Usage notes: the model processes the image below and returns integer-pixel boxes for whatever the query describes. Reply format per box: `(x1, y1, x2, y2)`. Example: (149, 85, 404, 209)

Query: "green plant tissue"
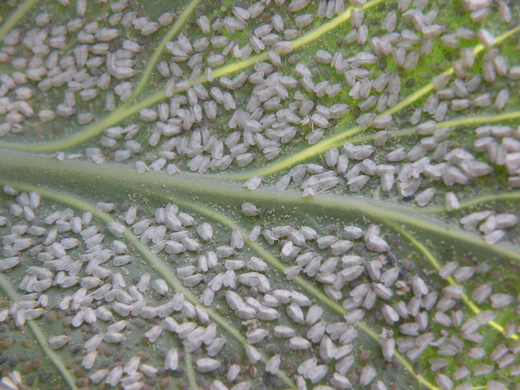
(0, 0, 519, 389)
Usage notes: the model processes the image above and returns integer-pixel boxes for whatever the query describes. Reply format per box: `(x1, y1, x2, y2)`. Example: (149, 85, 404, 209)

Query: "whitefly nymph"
(1, 0, 520, 389)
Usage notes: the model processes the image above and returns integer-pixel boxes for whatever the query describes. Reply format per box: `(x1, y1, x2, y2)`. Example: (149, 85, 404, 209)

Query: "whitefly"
(239, 202, 261, 218)
(48, 335, 70, 350)
(303, 363, 327, 383)
(241, 345, 261, 365)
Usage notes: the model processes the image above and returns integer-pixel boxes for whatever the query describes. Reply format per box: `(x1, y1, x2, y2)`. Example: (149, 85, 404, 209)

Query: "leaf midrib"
(1, 150, 519, 264)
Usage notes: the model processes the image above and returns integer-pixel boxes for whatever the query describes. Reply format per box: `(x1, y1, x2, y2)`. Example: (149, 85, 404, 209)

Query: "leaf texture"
(0, 0, 519, 389)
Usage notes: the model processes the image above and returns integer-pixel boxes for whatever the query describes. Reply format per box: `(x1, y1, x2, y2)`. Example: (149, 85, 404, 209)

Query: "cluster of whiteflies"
(0, 0, 175, 136)
(128, 0, 518, 183)
(460, 209, 519, 245)
(0, 0, 517, 185)
(0, 0, 518, 245)
(0, 189, 234, 389)
(243, 134, 519, 243)
(35, 0, 519, 239)
(1, 185, 520, 390)
(1, 0, 520, 388)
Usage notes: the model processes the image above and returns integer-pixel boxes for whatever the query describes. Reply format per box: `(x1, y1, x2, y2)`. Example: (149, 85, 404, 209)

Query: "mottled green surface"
(0, 0, 519, 389)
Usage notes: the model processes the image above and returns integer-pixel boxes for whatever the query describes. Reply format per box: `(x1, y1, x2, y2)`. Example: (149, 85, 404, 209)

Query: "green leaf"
(0, 0, 519, 389)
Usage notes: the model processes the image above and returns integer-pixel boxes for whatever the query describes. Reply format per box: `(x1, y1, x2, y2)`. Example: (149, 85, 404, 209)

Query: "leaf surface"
(0, 0, 519, 389)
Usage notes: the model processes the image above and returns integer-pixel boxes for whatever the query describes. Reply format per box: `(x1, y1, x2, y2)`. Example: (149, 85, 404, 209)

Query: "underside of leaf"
(0, 0, 519, 390)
